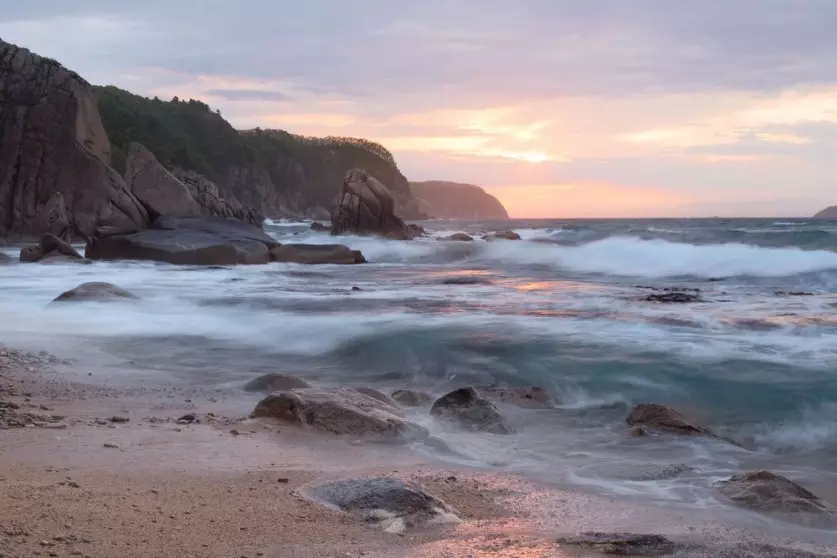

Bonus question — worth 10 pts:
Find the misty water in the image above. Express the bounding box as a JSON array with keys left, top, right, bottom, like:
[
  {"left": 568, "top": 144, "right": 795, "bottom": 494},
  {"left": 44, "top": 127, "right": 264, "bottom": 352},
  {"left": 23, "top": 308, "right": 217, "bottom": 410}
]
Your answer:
[{"left": 2, "top": 217, "right": 837, "bottom": 541}]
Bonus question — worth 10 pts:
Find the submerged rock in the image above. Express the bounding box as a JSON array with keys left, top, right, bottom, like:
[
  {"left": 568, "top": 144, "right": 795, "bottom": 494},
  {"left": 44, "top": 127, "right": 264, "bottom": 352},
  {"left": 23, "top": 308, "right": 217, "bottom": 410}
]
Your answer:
[
  {"left": 51, "top": 282, "right": 138, "bottom": 303},
  {"left": 309, "top": 222, "right": 329, "bottom": 232},
  {"left": 86, "top": 216, "right": 278, "bottom": 266},
  {"left": 406, "top": 223, "right": 426, "bottom": 237},
  {"left": 243, "top": 373, "right": 312, "bottom": 393},
  {"left": 482, "top": 230, "right": 521, "bottom": 241},
  {"left": 299, "top": 477, "right": 459, "bottom": 533},
  {"left": 442, "top": 276, "right": 493, "bottom": 285},
  {"left": 20, "top": 234, "right": 84, "bottom": 263},
  {"left": 441, "top": 233, "right": 474, "bottom": 242},
  {"left": 645, "top": 292, "right": 702, "bottom": 303},
  {"left": 717, "top": 470, "right": 834, "bottom": 516},
  {"left": 252, "top": 388, "right": 426, "bottom": 440},
  {"left": 430, "top": 387, "right": 513, "bottom": 434},
  {"left": 556, "top": 532, "right": 676, "bottom": 556},
  {"left": 626, "top": 403, "right": 714, "bottom": 437},
  {"left": 477, "top": 385, "right": 557, "bottom": 408},
  {"left": 331, "top": 169, "right": 412, "bottom": 240},
  {"left": 391, "top": 389, "right": 434, "bottom": 407},
  {"left": 269, "top": 243, "right": 366, "bottom": 264}
]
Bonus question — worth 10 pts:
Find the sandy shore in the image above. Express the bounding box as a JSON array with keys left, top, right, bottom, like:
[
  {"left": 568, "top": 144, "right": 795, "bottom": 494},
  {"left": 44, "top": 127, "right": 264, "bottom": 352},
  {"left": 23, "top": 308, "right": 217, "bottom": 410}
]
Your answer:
[{"left": 2, "top": 348, "right": 836, "bottom": 558}]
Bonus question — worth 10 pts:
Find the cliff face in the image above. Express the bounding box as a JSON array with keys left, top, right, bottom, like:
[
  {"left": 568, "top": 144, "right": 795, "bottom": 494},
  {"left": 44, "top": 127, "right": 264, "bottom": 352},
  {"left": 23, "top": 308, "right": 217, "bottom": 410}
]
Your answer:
[
  {"left": 813, "top": 206, "right": 837, "bottom": 219},
  {"left": 410, "top": 181, "right": 509, "bottom": 220},
  {"left": 95, "top": 87, "right": 424, "bottom": 220},
  {"left": 0, "top": 39, "right": 149, "bottom": 238}
]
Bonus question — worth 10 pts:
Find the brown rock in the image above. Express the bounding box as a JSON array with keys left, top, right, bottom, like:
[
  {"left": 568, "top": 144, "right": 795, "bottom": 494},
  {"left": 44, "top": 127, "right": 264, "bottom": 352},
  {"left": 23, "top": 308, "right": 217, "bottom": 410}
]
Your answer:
[
  {"left": 252, "top": 388, "right": 427, "bottom": 439},
  {"left": 35, "top": 192, "right": 71, "bottom": 241},
  {"left": 269, "top": 244, "right": 366, "bottom": 264},
  {"left": 717, "top": 470, "right": 834, "bottom": 516},
  {"left": 0, "top": 39, "right": 149, "bottom": 239},
  {"left": 352, "top": 388, "right": 399, "bottom": 409},
  {"left": 51, "top": 282, "right": 138, "bottom": 303},
  {"left": 430, "top": 387, "right": 512, "bottom": 434},
  {"left": 441, "top": 233, "right": 474, "bottom": 242},
  {"left": 391, "top": 389, "right": 433, "bottom": 407},
  {"left": 19, "top": 234, "right": 83, "bottom": 263},
  {"left": 482, "top": 230, "right": 521, "bottom": 241},
  {"left": 243, "top": 373, "right": 312, "bottom": 393},
  {"left": 331, "top": 169, "right": 412, "bottom": 240},
  {"left": 173, "top": 168, "right": 263, "bottom": 226},
  {"left": 124, "top": 143, "right": 201, "bottom": 217},
  {"left": 626, "top": 403, "right": 713, "bottom": 436}
]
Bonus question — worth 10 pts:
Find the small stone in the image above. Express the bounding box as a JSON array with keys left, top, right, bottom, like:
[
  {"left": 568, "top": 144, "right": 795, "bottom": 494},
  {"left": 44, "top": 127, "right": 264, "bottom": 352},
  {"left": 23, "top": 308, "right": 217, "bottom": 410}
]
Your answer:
[
  {"left": 109, "top": 416, "right": 129, "bottom": 423},
  {"left": 277, "top": 478, "right": 289, "bottom": 484},
  {"left": 67, "top": 481, "right": 80, "bottom": 488},
  {"left": 230, "top": 429, "right": 240, "bottom": 436},
  {"left": 103, "top": 442, "right": 120, "bottom": 449}
]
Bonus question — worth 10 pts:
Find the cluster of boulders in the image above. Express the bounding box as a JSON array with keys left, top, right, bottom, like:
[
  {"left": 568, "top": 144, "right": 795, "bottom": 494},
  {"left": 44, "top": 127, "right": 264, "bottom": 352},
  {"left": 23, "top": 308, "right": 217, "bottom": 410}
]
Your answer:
[{"left": 437, "top": 229, "right": 521, "bottom": 243}]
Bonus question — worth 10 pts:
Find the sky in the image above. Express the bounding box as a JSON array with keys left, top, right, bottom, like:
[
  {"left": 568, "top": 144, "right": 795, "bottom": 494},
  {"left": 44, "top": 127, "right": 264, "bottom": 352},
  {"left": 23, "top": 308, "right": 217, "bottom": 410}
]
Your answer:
[{"left": 2, "top": 0, "right": 837, "bottom": 218}]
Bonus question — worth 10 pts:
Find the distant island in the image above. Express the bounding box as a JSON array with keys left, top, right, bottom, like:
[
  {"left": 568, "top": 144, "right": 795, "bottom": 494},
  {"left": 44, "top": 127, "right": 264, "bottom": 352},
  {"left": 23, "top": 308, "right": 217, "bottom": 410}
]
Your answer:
[
  {"left": 813, "top": 206, "right": 837, "bottom": 219},
  {"left": 410, "top": 181, "right": 509, "bottom": 220}
]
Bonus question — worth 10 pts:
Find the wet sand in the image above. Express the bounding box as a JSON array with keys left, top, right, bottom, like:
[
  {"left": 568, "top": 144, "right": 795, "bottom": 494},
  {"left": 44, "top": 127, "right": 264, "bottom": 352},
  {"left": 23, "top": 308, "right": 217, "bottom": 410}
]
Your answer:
[{"left": 1, "top": 348, "right": 836, "bottom": 558}]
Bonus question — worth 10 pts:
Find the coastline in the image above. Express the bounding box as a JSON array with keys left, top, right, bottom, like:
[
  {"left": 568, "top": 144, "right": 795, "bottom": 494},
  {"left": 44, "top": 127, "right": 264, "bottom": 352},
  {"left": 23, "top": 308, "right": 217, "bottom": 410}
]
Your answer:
[{"left": 2, "top": 346, "right": 836, "bottom": 558}]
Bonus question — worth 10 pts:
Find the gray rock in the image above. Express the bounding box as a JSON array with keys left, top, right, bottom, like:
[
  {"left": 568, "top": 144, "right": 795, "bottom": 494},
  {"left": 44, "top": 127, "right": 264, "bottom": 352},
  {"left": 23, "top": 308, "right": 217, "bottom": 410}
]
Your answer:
[
  {"left": 352, "top": 388, "right": 399, "bottom": 409},
  {"left": 269, "top": 243, "right": 366, "bottom": 264},
  {"left": 441, "top": 233, "right": 474, "bottom": 242},
  {"left": 556, "top": 532, "right": 676, "bottom": 556},
  {"left": 331, "top": 169, "right": 412, "bottom": 240},
  {"left": 86, "top": 216, "right": 278, "bottom": 265},
  {"left": 482, "top": 230, "right": 521, "bottom": 241},
  {"left": 172, "top": 168, "right": 262, "bottom": 226},
  {"left": 477, "top": 385, "right": 557, "bottom": 408},
  {"left": 51, "top": 282, "right": 138, "bottom": 303},
  {"left": 717, "top": 470, "right": 835, "bottom": 516},
  {"left": 0, "top": 39, "right": 150, "bottom": 239},
  {"left": 124, "top": 143, "right": 202, "bottom": 217},
  {"left": 626, "top": 403, "right": 714, "bottom": 437},
  {"left": 251, "top": 388, "right": 426, "bottom": 440},
  {"left": 19, "top": 234, "right": 84, "bottom": 263},
  {"left": 430, "top": 387, "right": 513, "bottom": 434},
  {"left": 243, "top": 373, "right": 312, "bottom": 393},
  {"left": 309, "top": 222, "right": 329, "bottom": 232},
  {"left": 391, "top": 389, "right": 433, "bottom": 407},
  {"left": 299, "top": 477, "right": 459, "bottom": 533},
  {"left": 442, "top": 276, "right": 492, "bottom": 285}
]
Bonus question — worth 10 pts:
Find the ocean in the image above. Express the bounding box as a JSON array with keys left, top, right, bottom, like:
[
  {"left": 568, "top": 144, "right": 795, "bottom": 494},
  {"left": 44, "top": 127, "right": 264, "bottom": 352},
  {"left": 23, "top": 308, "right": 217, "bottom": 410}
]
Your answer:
[{"left": 2, "top": 217, "right": 837, "bottom": 541}]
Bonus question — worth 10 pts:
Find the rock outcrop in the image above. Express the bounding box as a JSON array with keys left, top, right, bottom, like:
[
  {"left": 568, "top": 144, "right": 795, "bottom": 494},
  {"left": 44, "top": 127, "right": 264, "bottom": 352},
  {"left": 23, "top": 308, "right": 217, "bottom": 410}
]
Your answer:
[
  {"left": 430, "top": 387, "right": 513, "bottom": 434},
  {"left": 298, "top": 477, "right": 459, "bottom": 533},
  {"left": 410, "top": 181, "right": 509, "bottom": 220},
  {"left": 0, "top": 39, "right": 149, "bottom": 239},
  {"left": 171, "top": 168, "right": 262, "bottom": 226},
  {"left": 813, "top": 206, "right": 837, "bottom": 219},
  {"left": 124, "top": 143, "right": 202, "bottom": 218},
  {"left": 717, "top": 470, "right": 834, "bottom": 516},
  {"left": 331, "top": 169, "right": 412, "bottom": 240},
  {"left": 86, "top": 215, "right": 278, "bottom": 266},
  {"left": 251, "top": 388, "right": 426, "bottom": 440},
  {"left": 51, "top": 282, "right": 138, "bottom": 303},
  {"left": 269, "top": 244, "right": 366, "bottom": 264},
  {"left": 243, "top": 373, "right": 312, "bottom": 393}
]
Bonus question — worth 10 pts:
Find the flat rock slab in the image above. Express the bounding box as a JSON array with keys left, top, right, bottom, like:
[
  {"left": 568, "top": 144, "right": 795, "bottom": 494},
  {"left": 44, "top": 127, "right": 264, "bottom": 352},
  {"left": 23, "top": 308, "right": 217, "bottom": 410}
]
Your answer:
[
  {"left": 298, "top": 477, "right": 459, "bottom": 533},
  {"left": 430, "top": 387, "right": 513, "bottom": 434},
  {"left": 51, "top": 282, "right": 139, "bottom": 303},
  {"left": 717, "top": 470, "right": 835, "bottom": 517},
  {"left": 556, "top": 532, "right": 676, "bottom": 556},
  {"left": 269, "top": 243, "right": 365, "bottom": 264},
  {"left": 243, "top": 373, "right": 311, "bottom": 393},
  {"left": 252, "top": 388, "right": 427, "bottom": 440}
]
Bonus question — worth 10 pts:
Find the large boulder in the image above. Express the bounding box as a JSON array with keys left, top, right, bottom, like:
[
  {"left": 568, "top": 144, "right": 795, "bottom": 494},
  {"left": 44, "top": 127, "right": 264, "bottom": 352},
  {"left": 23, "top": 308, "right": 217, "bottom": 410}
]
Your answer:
[
  {"left": 269, "top": 244, "right": 366, "bottom": 264},
  {"left": 298, "top": 477, "right": 459, "bottom": 533},
  {"left": 19, "top": 233, "right": 84, "bottom": 263},
  {"left": 717, "top": 471, "right": 834, "bottom": 516},
  {"left": 482, "top": 230, "right": 521, "bottom": 241},
  {"left": 243, "top": 373, "right": 312, "bottom": 393},
  {"left": 124, "top": 143, "right": 201, "bottom": 217},
  {"left": 86, "top": 215, "right": 278, "bottom": 265},
  {"left": 251, "top": 388, "right": 426, "bottom": 440},
  {"left": 331, "top": 169, "right": 412, "bottom": 240},
  {"left": 430, "top": 387, "right": 513, "bottom": 434},
  {"left": 0, "top": 39, "right": 150, "bottom": 239},
  {"left": 441, "top": 233, "right": 474, "bottom": 242},
  {"left": 51, "top": 282, "right": 138, "bottom": 303},
  {"left": 626, "top": 403, "right": 714, "bottom": 436}
]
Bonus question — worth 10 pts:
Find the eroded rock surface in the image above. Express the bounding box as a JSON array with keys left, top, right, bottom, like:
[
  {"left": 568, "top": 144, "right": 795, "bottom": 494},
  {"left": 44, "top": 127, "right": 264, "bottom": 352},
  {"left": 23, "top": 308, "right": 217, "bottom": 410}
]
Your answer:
[
  {"left": 717, "top": 470, "right": 834, "bottom": 516},
  {"left": 626, "top": 403, "right": 714, "bottom": 437}
]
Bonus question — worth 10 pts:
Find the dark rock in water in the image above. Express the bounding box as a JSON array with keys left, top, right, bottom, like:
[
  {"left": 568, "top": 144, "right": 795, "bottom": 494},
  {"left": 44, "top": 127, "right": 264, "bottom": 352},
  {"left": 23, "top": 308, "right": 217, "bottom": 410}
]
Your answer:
[
  {"left": 269, "top": 244, "right": 366, "bottom": 264},
  {"left": 645, "top": 292, "right": 701, "bottom": 303},
  {"left": 243, "top": 373, "right": 312, "bottom": 393},
  {"left": 626, "top": 426, "right": 648, "bottom": 438},
  {"left": 51, "top": 282, "right": 138, "bottom": 303},
  {"left": 442, "top": 276, "right": 492, "bottom": 285},
  {"left": 441, "top": 233, "right": 474, "bottom": 242},
  {"left": 0, "top": 39, "right": 150, "bottom": 239},
  {"left": 38, "top": 253, "right": 93, "bottom": 265},
  {"left": 299, "top": 477, "right": 459, "bottom": 533},
  {"left": 430, "top": 387, "right": 513, "bottom": 434},
  {"left": 717, "top": 470, "right": 835, "bottom": 516},
  {"left": 391, "top": 389, "right": 434, "bottom": 407},
  {"left": 352, "top": 388, "right": 399, "bottom": 409},
  {"left": 20, "top": 234, "right": 84, "bottom": 263},
  {"left": 351, "top": 286, "right": 362, "bottom": 291},
  {"left": 406, "top": 223, "right": 426, "bottom": 237},
  {"left": 310, "top": 222, "right": 329, "bottom": 232},
  {"left": 626, "top": 403, "right": 714, "bottom": 437},
  {"left": 252, "top": 388, "right": 426, "bottom": 440},
  {"left": 482, "top": 230, "right": 521, "bottom": 241},
  {"left": 775, "top": 291, "right": 814, "bottom": 297},
  {"left": 556, "top": 532, "right": 676, "bottom": 556},
  {"left": 86, "top": 216, "right": 277, "bottom": 265},
  {"left": 477, "top": 385, "right": 557, "bottom": 408},
  {"left": 331, "top": 169, "right": 412, "bottom": 240}
]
